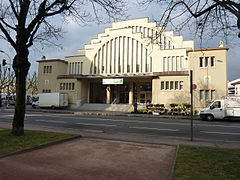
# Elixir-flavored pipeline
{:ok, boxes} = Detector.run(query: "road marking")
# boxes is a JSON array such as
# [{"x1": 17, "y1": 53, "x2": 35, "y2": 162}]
[
  {"x1": 75, "y1": 117, "x2": 240, "y2": 128},
  {"x1": 200, "y1": 131, "x2": 240, "y2": 135},
  {"x1": 76, "y1": 122, "x2": 116, "y2": 127},
  {"x1": 130, "y1": 126, "x2": 179, "y2": 132},
  {"x1": 35, "y1": 120, "x2": 67, "y2": 124},
  {"x1": 74, "y1": 117, "x2": 188, "y2": 126},
  {"x1": 33, "y1": 115, "x2": 240, "y2": 129}
]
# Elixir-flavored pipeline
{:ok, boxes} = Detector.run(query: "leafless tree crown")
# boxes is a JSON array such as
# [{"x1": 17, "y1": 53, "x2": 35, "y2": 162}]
[
  {"x1": 0, "y1": 0, "x2": 127, "y2": 49},
  {"x1": 139, "y1": 0, "x2": 240, "y2": 39}
]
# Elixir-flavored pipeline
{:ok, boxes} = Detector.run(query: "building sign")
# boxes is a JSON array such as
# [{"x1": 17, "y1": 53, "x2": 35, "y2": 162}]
[
  {"x1": 204, "y1": 76, "x2": 211, "y2": 83},
  {"x1": 102, "y1": 78, "x2": 123, "y2": 85}
]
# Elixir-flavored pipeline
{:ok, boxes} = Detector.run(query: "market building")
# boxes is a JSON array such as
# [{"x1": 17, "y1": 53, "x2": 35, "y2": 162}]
[{"x1": 37, "y1": 18, "x2": 229, "y2": 112}]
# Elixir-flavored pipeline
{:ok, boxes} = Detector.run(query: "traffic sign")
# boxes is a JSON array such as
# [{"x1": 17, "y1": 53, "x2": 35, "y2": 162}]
[{"x1": 192, "y1": 84, "x2": 197, "y2": 90}]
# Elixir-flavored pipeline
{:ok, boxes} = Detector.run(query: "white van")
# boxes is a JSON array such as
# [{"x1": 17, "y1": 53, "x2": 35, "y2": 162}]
[
  {"x1": 200, "y1": 96, "x2": 240, "y2": 120},
  {"x1": 37, "y1": 93, "x2": 68, "y2": 109}
]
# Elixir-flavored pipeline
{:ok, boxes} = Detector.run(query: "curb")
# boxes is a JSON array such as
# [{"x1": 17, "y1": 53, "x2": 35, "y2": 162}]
[
  {"x1": 74, "y1": 111, "x2": 201, "y2": 120},
  {"x1": 24, "y1": 106, "x2": 202, "y2": 120},
  {"x1": 0, "y1": 135, "x2": 82, "y2": 159},
  {"x1": 170, "y1": 144, "x2": 179, "y2": 180}
]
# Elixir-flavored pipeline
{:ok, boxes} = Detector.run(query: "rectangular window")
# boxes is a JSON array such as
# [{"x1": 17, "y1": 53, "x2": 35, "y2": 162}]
[
  {"x1": 81, "y1": 62, "x2": 83, "y2": 74},
  {"x1": 205, "y1": 90, "x2": 209, "y2": 101},
  {"x1": 72, "y1": 83, "x2": 75, "y2": 90},
  {"x1": 211, "y1": 57, "x2": 215, "y2": 67},
  {"x1": 161, "y1": 81, "x2": 164, "y2": 90},
  {"x1": 175, "y1": 81, "x2": 178, "y2": 90},
  {"x1": 162, "y1": 57, "x2": 165, "y2": 72},
  {"x1": 180, "y1": 56, "x2": 184, "y2": 70},
  {"x1": 43, "y1": 66, "x2": 46, "y2": 73},
  {"x1": 66, "y1": 83, "x2": 68, "y2": 90},
  {"x1": 63, "y1": 83, "x2": 65, "y2": 90},
  {"x1": 211, "y1": 90, "x2": 215, "y2": 100},
  {"x1": 136, "y1": 64, "x2": 140, "y2": 72},
  {"x1": 200, "y1": 57, "x2": 203, "y2": 67},
  {"x1": 77, "y1": 62, "x2": 80, "y2": 74},
  {"x1": 205, "y1": 57, "x2": 209, "y2": 67},
  {"x1": 127, "y1": 65, "x2": 130, "y2": 73},
  {"x1": 69, "y1": 63, "x2": 71, "y2": 74},
  {"x1": 166, "y1": 81, "x2": 169, "y2": 90},
  {"x1": 75, "y1": 62, "x2": 77, "y2": 74},
  {"x1": 167, "y1": 57, "x2": 171, "y2": 71},
  {"x1": 72, "y1": 63, "x2": 74, "y2": 74},
  {"x1": 180, "y1": 81, "x2": 183, "y2": 90},
  {"x1": 172, "y1": 57, "x2": 176, "y2": 71},
  {"x1": 170, "y1": 81, "x2": 174, "y2": 90},
  {"x1": 176, "y1": 56, "x2": 179, "y2": 71},
  {"x1": 200, "y1": 90, "x2": 204, "y2": 100}
]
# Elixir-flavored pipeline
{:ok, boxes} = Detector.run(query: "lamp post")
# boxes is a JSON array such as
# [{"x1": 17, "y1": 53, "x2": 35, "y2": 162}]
[{"x1": 190, "y1": 21, "x2": 202, "y2": 141}]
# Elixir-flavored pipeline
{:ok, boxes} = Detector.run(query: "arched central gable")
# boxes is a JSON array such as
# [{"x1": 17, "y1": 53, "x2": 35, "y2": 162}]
[{"x1": 91, "y1": 36, "x2": 152, "y2": 75}]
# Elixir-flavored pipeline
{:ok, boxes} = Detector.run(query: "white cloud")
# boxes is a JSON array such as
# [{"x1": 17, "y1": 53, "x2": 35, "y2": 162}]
[{"x1": 0, "y1": 2, "x2": 239, "y2": 80}]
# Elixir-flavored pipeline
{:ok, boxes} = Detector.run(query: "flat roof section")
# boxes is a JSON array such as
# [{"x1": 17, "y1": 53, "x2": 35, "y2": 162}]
[
  {"x1": 57, "y1": 73, "x2": 157, "y2": 80},
  {"x1": 37, "y1": 59, "x2": 66, "y2": 63}
]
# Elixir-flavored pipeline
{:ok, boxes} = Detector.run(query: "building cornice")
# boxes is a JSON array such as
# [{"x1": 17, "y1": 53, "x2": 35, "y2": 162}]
[
  {"x1": 37, "y1": 59, "x2": 66, "y2": 63},
  {"x1": 153, "y1": 71, "x2": 189, "y2": 76},
  {"x1": 57, "y1": 73, "x2": 157, "y2": 79},
  {"x1": 186, "y1": 47, "x2": 229, "y2": 53}
]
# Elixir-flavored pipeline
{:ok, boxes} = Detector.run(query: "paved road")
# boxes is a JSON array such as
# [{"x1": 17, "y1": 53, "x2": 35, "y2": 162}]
[{"x1": 1, "y1": 110, "x2": 240, "y2": 142}]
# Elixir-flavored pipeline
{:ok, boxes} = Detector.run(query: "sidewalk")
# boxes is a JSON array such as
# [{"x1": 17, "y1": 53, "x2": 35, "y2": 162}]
[
  {"x1": 0, "y1": 122, "x2": 177, "y2": 180},
  {"x1": 0, "y1": 137, "x2": 176, "y2": 180}
]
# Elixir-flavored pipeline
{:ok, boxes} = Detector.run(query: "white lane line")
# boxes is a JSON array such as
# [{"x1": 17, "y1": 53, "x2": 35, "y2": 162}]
[
  {"x1": 130, "y1": 126, "x2": 179, "y2": 132},
  {"x1": 76, "y1": 117, "x2": 240, "y2": 128},
  {"x1": 200, "y1": 131, "x2": 240, "y2": 135},
  {"x1": 76, "y1": 122, "x2": 116, "y2": 127},
  {"x1": 35, "y1": 120, "x2": 67, "y2": 124},
  {"x1": 32, "y1": 115, "x2": 240, "y2": 129},
  {"x1": 74, "y1": 117, "x2": 187, "y2": 126}
]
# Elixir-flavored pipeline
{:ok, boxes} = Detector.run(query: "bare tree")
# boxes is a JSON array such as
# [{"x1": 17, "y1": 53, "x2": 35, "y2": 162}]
[
  {"x1": 139, "y1": 0, "x2": 240, "y2": 40},
  {"x1": 0, "y1": 0, "x2": 126, "y2": 135},
  {"x1": 26, "y1": 72, "x2": 38, "y2": 96},
  {"x1": 0, "y1": 65, "x2": 15, "y2": 93}
]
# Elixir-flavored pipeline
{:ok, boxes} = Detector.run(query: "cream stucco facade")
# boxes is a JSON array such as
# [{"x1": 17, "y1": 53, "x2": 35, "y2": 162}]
[{"x1": 37, "y1": 18, "x2": 229, "y2": 112}]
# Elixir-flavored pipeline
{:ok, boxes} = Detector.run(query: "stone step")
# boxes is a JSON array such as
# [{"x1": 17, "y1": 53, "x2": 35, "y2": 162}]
[{"x1": 78, "y1": 103, "x2": 135, "y2": 112}]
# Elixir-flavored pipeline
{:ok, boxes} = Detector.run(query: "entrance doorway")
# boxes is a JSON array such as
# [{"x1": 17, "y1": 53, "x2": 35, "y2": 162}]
[{"x1": 119, "y1": 85, "x2": 129, "y2": 104}]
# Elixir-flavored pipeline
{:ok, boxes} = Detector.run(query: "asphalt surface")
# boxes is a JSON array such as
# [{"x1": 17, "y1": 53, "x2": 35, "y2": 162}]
[
  {"x1": 2, "y1": 107, "x2": 240, "y2": 142},
  {"x1": 1, "y1": 107, "x2": 240, "y2": 179}
]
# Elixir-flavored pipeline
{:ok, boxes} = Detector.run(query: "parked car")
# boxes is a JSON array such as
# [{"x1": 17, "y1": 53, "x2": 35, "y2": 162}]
[{"x1": 31, "y1": 96, "x2": 39, "y2": 108}]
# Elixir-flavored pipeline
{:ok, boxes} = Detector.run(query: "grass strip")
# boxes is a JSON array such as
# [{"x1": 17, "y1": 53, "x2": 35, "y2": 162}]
[
  {"x1": 173, "y1": 145, "x2": 240, "y2": 180},
  {"x1": 0, "y1": 130, "x2": 76, "y2": 156}
]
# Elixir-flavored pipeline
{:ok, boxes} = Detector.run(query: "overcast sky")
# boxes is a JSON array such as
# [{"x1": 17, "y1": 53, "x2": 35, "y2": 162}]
[{"x1": 0, "y1": 2, "x2": 239, "y2": 80}]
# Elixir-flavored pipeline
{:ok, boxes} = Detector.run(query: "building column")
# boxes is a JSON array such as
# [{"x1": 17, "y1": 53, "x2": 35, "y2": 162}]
[
  {"x1": 106, "y1": 85, "x2": 111, "y2": 104},
  {"x1": 129, "y1": 82, "x2": 134, "y2": 104},
  {"x1": 137, "y1": 84, "x2": 140, "y2": 103}
]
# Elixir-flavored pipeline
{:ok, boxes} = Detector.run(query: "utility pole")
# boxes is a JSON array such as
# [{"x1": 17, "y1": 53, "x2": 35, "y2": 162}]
[
  {"x1": 0, "y1": 64, "x2": 2, "y2": 108},
  {"x1": 190, "y1": 70, "x2": 193, "y2": 141}
]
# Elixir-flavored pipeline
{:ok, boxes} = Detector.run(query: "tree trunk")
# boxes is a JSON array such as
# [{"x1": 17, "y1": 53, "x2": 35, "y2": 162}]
[{"x1": 12, "y1": 51, "x2": 30, "y2": 136}]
